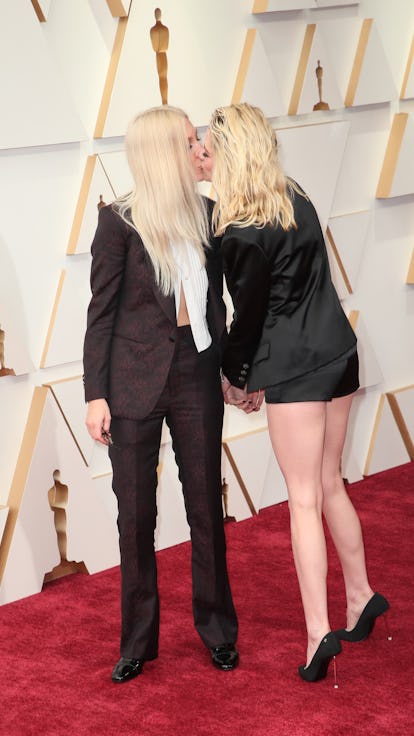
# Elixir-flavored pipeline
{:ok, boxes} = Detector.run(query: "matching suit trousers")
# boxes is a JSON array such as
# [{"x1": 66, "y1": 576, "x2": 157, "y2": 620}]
[{"x1": 109, "y1": 326, "x2": 238, "y2": 660}]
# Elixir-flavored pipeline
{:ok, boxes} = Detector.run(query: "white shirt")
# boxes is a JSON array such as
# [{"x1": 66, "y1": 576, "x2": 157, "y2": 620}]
[{"x1": 171, "y1": 241, "x2": 212, "y2": 353}]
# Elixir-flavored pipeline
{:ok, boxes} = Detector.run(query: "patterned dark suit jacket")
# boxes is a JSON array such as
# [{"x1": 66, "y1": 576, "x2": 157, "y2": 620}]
[{"x1": 83, "y1": 198, "x2": 226, "y2": 420}]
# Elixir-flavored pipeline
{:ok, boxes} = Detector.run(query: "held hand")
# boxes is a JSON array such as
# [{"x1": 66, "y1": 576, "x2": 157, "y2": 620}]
[
  {"x1": 246, "y1": 389, "x2": 265, "y2": 412},
  {"x1": 224, "y1": 384, "x2": 249, "y2": 407},
  {"x1": 86, "y1": 398, "x2": 112, "y2": 445}
]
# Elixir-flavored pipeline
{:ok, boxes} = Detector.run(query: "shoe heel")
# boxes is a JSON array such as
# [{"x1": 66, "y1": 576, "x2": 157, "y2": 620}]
[
  {"x1": 332, "y1": 655, "x2": 339, "y2": 689},
  {"x1": 382, "y1": 612, "x2": 393, "y2": 641}
]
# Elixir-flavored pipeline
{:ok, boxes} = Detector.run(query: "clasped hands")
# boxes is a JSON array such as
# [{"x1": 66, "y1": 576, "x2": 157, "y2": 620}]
[{"x1": 221, "y1": 375, "x2": 264, "y2": 414}]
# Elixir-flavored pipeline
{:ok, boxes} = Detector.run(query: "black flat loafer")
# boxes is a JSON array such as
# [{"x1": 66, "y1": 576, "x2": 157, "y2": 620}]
[
  {"x1": 210, "y1": 644, "x2": 239, "y2": 671},
  {"x1": 111, "y1": 657, "x2": 144, "y2": 683}
]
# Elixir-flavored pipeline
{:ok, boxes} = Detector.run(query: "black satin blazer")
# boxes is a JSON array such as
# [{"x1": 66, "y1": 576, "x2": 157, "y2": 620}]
[
  {"x1": 221, "y1": 188, "x2": 356, "y2": 391},
  {"x1": 83, "y1": 198, "x2": 226, "y2": 419}
]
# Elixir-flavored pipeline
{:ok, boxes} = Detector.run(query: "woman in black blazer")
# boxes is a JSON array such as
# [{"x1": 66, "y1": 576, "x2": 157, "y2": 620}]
[
  {"x1": 202, "y1": 103, "x2": 389, "y2": 684},
  {"x1": 84, "y1": 106, "x2": 238, "y2": 683}
]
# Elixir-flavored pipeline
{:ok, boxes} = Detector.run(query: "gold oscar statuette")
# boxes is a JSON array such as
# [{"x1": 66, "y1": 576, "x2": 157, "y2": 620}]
[
  {"x1": 313, "y1": 60, "x2": 330, "y2": 111},
  {"x1": 150, "y1": 8, "x2": 169, "y2": 105}
]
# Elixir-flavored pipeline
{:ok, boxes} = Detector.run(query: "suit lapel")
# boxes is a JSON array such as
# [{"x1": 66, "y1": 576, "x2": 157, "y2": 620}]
[{"x1": 153, "y1": 284, "x2": 176, "y2": 324}]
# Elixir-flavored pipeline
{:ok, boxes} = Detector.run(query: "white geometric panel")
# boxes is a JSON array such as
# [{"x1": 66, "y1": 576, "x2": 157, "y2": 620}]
[
  {"x1": 259, "y1": 450, "x2": 288, "y2": 509},
  {"x1": 234, "y1": 29, "x2": 285, "y2": 117},
  {"x1": 255, "y1": 18, "x2": 310, "y2": 114},
  {"x1": 328, "y1": 210, "x2": 370, "y2": 293},
  {"x1": 45, "y1": 376, "x2": 112, "y2": 479},
  {"x1": 0, "y1": 506, "x2": 8, "y2": 544},
  {"x1": 289, "y1": 24, "x2": 343, "y2": 115},
  {"x1": 40, "y1": 255, "x2": 91, "y2": 368},
  {"x1": 223, "y1": 429, "x2": 274, "y2": 515},
  {"x1": 348, "y1": 311, "x2": 383, "y2": 391},
  {"x1": 103, "y1": 0, "x2": 248, "y2": 135},
  {"x1": 41, "y1": 0, "x2": 119, "y2": 136},
  {"x1": 276, "y1": 120, "x2": 349, "y2": 231},
  {"x1": 67, "y1": 156, "x2": 115, "y2": 255},
  {"x1": 381, "y1": 114, "x2": 414, "y2": 199},
  {"x1": 221, "y1": 448, "x2": 255, "y2": 523},
  {"x1": 31, "y1": 0, "x2": 53, "y2": 22},
  {"x1": 345, "y1": 18, "x2": 397, "y2": 107},
  {"x1": 98, "y1": 151, "x2": 133, "y2": 198},
  {"x1": 0, "y1": 387, "x2": 120, "y2": 605},
  {"x1": 325, "y1": 233, "x2": 349, "y2": 301},
  {"x1": 364, "y1": 394, "x2": 410, "y2": 476},
  {"x1": 252, "y1": 0, "x2": 359, "y2": 10},
  {"x1": 0, "y1": 0, "x2": 85, "y2": 149},
  {"x1": 0, "y1": 243, "x2": 34, "y2": 376},
  {"x1": 400, "y1": 35, "x2": 414, "y2": 99},
  {"x1": 387, "y1": 385, "x2": 414, "y2": 460}
]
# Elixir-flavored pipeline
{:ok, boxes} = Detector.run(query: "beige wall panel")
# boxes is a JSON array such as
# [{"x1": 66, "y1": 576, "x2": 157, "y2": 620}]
[
  {"x1": 253, "y1": 0, "x2": 358, "y2": 10},
  {"x1": 0, "y1": 1, "x2": 85, "y2": 149},
  {"x1": 98, "y1": 151, "x2": 133, "y2": 198},
  {"x1": 221, "y1": 452, "x2": 255, "y2": 523},
  {"x1": 387, "y1": 385, "x2": 414, "y2": 460},
  {"x1": 233, "y1": 29, "x2": 285, "y2": 116},
  {"x1": 222, "y1": 430, "x2": 275, "y2": 515},
  {"x1": 102, "y1": 0, "x2": 249, "y2": 135},
  {"x1": 378, "y1": 114, "x2": 414, "y2": 199},
  {"x1": 325, "y1": 232, "x2": 350, "y2": 301},
  {"x1": 45, "y1": 377, "x2": 112, "y2": 478},
  {"x1": 0, "y1": 507, "x2": 9, "y2": 545},
  {"x1": 346, "y1": 19, "x2": 396, "y2": 107},
  {"x1": 328, "y1": 211, "x2": 370, "y2": 292},
  {"x1": 289, "y1": 25, "x2": 343, "y2": 115},
  {"x1": 400, "y1": 34, "x2": 414, "y2": 99},
  {"x1": 364, "y1": 395, "x2": 410, "y2": 475},
  {"x1": 276, "y1": 121, "x2": 349, "y2": 231},
  {"x1": 260, "y1": 452, "x2": 289, "y2": 508},
  {"x1": 0, "y1": 389, "x2": 120, "y2": 605},
  {"x1": 330, "y1": 106, "x2": 391, "y2": 214},
  {"x1": 254, "y1": 18, "x2": 310, "y2": 113},
  {"x1": 42, "y1": 0, "x2": 118, "y2": 137},
  {"x1": 40, "y1": 256, "x2": 91, "y2": 368},
  {"x1": 348, "y1": 311, "x2": 383, "y2": 390},
  {"x1": 0, "y1": 238, "x2": 34, "y2": 375},
  {"x1": 67, "y1": 155, "x2": 115, "y2": 255}
]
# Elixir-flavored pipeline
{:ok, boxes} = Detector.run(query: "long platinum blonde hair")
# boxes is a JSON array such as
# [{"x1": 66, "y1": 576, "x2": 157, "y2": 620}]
[
  {"x1": 116, "y1": 106, "x2": 208, "y2": 295},
  {"x1": 209, "y1": 103, "x2": 303, "y2": 235}
]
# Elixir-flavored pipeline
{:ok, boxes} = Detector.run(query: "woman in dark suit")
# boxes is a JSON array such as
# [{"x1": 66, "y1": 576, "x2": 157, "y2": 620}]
[
  {"x1": 84, "y1": 106, "x2": 238, "y2": 683},
  {"x1": 201, "y1": 103, "x2": 389, "y2": 684}
]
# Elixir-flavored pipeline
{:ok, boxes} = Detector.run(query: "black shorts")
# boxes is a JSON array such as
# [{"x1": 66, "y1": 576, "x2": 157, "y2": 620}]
[{"x1": 264, "y1": 347, "x2": 359, "y2": 404}]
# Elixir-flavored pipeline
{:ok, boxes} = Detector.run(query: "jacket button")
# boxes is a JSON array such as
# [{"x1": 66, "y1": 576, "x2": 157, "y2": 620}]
[{"x1": 169, "y1": 336, "x2": 175, "y2": 342}]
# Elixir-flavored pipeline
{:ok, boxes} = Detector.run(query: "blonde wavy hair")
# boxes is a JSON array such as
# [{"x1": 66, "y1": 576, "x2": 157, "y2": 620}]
[
  {"x1": 209, "y1": 103, "x2": 303, "y2": 235},
  {"x1": 116, "y1": 106, "x2": 208, "y2": 295}
]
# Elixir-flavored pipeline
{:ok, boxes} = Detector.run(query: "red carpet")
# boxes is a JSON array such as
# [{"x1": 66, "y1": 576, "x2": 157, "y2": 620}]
[{"x1": 1, "y1": 463, "x2": 413, "y2": 735}]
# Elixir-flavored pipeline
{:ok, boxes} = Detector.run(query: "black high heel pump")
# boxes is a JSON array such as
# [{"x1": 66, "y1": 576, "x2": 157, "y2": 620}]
[
  {"x1": 298, "y1": 632, "x2": 342, "y2": 687},
  {"x1": 335, "y1": 592, "x2": 390, "y2": 642}
]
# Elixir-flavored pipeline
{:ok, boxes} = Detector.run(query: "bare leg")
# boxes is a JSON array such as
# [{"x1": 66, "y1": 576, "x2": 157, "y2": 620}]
[
  {"x1": 321, "y1": 394, "x2": 374, "y2": 629},
  {"x1": 267, "y1": 401, "x2": 330, "y2": 665}
]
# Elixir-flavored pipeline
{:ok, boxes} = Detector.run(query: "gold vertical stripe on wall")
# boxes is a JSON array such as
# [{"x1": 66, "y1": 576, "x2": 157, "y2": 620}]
[
  {"x1": 39, "y1": 271, "x2": 66, "y2": 368},
  {"x1": 67, "y1": 156, "x2": 97, "y2": 255},
  {"x1": 252, "y1": 0, "x2": 269, "y2": 12},
  {"x1": 347, "y1": 309, "x2": 359, "y2": 331},
  {"x1": 376, "y1": 113, "x2": 408, "y2": 198},
  {"x1": 345, "y1": 18, "x2": 373, "y2": 107},
  {"x1": 94, "y1": 17, "x2": 128, "y2": 139},
  {"x1": 0, "y1": 386, "x2": 49, "y2": 583},
  {"x1": 288, "y1": 24, "x2": 316, "y2": 116},
  {"x1": 232, "y1": 29, "x2": 257, "y2": 104},
  {"x1": 400, "y1": 34, "x2": 414, "y2": 99},
  {"x1": 363, "y1": 393, "x2": 385, "y2": 475},
  {"x1": 326, "y1": 227, "x2": 353, "y2": 294},
  {"x1": 106, "y1": 0, "x2": 130, "y2": 17},
  {"x1": 386, "y1": 391, "x2": 414, "y2": 460},
  {"x1": 407, "y1": 250, "x2": 414, "y2": 284},
  {"x1": 31, "y1": 0, "x2": 46, "y2": 22}
]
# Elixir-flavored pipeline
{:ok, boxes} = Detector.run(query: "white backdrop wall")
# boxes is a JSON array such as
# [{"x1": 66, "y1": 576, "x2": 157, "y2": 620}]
[{"x1": 0, "y1": 0, "x2": 413, "y2": 604}]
